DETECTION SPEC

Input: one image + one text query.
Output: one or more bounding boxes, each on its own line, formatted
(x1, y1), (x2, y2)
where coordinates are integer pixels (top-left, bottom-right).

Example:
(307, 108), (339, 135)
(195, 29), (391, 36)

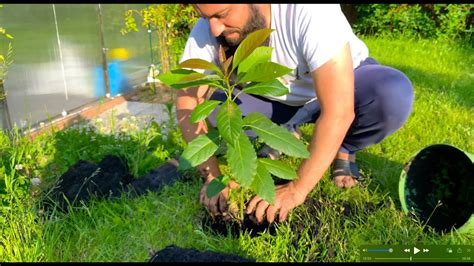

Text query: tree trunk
(157, 27), (170, 74)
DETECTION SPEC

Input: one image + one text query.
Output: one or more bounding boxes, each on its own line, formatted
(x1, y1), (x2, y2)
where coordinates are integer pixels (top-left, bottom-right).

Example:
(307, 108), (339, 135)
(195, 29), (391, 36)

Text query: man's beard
(217, 4), (268, 58)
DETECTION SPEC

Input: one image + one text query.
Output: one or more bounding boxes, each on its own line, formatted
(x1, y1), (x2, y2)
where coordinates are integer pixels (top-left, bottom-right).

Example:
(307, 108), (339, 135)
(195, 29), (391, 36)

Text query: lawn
(1, 36), (473, 262)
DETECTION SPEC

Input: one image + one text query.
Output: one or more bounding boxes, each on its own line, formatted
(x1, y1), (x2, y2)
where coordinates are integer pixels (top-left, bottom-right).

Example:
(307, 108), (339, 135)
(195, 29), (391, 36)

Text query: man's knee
(375, 67), (414, 134)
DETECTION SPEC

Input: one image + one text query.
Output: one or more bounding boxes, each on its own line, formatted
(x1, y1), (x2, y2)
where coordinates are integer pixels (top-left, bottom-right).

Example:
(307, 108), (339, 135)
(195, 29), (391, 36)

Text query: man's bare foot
(332, 152), (359, 188)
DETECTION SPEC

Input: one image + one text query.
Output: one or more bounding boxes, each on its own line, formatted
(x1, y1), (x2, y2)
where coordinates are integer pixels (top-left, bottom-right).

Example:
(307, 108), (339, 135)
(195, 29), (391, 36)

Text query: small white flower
(15, 164), (23, 170)
(39, 122), (45, 128)
(96, 118), (103, 123)
(31, 178), (41, 186)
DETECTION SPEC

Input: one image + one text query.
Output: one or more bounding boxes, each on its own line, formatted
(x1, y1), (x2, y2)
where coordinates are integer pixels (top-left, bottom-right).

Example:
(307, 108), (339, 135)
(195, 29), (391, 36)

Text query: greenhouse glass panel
(99, 4), (149, 98)
(0, 4), (150, 130)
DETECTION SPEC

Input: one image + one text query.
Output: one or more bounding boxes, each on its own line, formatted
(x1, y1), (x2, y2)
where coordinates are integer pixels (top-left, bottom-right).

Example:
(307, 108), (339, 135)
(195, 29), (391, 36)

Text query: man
(176, 4), (414, 224)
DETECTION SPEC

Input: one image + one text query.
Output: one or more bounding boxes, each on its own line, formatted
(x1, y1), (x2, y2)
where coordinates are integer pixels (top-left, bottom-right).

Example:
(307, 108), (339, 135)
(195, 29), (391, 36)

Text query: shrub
(352, 4), (473, 42)
(121, 4), (199, 73)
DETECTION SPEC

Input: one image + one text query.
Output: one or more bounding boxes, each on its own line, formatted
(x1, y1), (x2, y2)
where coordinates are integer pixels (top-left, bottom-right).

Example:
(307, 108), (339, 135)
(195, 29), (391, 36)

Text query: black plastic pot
(399, 144), (474, 233)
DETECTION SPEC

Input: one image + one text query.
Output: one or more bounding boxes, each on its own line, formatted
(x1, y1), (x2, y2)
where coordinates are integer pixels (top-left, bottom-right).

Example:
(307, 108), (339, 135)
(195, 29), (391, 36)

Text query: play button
(414, 247), (420, 254)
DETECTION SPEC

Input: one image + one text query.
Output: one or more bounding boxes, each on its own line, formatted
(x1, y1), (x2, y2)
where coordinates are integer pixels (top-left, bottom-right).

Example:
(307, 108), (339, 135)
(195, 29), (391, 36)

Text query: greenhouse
(0, 4), (154, 130)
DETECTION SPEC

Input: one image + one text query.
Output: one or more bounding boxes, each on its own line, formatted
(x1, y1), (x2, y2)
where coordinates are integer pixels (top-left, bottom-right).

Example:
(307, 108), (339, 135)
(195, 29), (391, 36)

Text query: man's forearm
(177, 108), (208, 142)
(176, 89), (222, 180)
(293, 112), (354, 196)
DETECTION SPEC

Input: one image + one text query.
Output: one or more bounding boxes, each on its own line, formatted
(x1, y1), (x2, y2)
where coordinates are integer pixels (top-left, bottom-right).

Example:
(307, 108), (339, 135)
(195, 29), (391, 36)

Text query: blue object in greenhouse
(94, 60), (131, 97)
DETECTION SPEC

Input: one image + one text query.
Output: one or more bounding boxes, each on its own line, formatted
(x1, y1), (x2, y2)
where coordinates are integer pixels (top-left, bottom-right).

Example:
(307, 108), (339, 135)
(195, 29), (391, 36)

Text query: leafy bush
(352, 4), (473, 42)
(0, 4), (14, 101)
(121, 4), (199, 73)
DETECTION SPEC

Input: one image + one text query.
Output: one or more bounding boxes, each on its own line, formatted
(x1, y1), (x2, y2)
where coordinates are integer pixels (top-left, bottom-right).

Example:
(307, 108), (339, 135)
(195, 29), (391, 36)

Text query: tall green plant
(121, 4), (198, 73)
(0, 4), (14, 101)
(157, 29), (310, 209)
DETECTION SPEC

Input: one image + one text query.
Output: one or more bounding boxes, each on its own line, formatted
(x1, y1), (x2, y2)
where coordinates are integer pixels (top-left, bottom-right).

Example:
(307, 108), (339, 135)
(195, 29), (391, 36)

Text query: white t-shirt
(180, 4), (369, 106)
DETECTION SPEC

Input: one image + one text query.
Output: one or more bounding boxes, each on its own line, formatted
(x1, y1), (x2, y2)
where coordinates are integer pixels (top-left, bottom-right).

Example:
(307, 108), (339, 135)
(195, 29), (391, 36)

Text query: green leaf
(239, 62), (293, 83)
(237, 46), (273, 75)
(206, 177), (226, 198)
(157, 69), (197, 85)
(180, 72), (208, 82)
(157, 69), (221, 90)
(243, 112), (309, 158)
(232, 28), (274, 72)
(190, 100), (221, 124)
(179, 58), (223, 76)
(227, 132), (257, 188)
(251, 161), (275, 204)
(5, 33), (13, 39)
(216, 100), (243, 144)
(172, 78), (221, 90)
(259, 158), (297, 180)
(179, 133), (219, 169)
(178, 156), (193, 171)
(241, 79), (289, 97)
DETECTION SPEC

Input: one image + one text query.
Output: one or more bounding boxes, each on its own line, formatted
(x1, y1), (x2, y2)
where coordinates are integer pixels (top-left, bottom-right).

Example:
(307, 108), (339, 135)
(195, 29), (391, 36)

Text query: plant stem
(239, 189), (244, 222)
(225, 78), (233, 99)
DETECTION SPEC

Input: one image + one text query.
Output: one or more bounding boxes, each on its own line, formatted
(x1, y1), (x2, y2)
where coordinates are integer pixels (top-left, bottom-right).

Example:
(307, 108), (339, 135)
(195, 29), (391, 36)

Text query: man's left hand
(245, 181), (307, 224)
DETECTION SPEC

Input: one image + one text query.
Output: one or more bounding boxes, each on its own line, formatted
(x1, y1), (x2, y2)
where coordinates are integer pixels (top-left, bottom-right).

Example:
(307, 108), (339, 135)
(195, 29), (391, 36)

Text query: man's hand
(199, 178), (240, 217)
(200, 178), (230, 216)
(245, 181), (307, 224)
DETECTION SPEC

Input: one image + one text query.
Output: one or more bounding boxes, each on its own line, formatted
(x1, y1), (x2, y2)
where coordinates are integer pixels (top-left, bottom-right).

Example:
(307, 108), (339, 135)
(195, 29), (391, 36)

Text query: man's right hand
(200, 178), (230, 216)
(199, 178), (240, 216)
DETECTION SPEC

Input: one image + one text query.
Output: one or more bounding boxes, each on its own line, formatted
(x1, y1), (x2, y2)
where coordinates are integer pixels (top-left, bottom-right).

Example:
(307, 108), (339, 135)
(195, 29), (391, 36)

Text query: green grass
(1, 36), (473, 262)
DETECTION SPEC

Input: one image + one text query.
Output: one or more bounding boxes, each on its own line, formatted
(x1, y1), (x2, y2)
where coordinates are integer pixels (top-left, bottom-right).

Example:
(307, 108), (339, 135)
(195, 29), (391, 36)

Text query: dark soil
(202, 212), (277, 238)
(124, 158), (183, 197)
(46, 155), (132, 211)
(201, 179), (288, 238)
(45, 155), (185, 212)
(404, 144), (474, 232)
(149, 245), (255, 262)
(200, 193), (381, 245)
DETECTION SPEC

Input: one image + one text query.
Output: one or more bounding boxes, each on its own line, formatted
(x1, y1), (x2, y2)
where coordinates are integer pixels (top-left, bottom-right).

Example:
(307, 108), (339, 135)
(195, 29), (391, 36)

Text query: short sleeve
(179, 18), (220, 74)
(298, 4), (354, 72)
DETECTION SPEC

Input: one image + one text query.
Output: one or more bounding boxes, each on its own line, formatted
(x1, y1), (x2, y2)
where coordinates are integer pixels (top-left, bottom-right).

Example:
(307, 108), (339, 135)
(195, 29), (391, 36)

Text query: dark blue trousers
(208, 57), (414, 154)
